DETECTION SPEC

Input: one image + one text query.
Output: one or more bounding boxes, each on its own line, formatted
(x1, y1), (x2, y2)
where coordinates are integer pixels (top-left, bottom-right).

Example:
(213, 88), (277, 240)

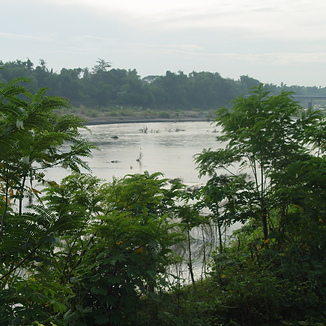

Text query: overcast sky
(1, 0), (326, 86)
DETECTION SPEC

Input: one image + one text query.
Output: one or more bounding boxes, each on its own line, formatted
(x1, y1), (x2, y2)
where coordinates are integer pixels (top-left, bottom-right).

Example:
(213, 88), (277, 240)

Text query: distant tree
(239, 75), (260, 89)
(117, 69), (150, 106)
(92, 58), (111, 74)
(2, 58), (326, 111)
(25, 57), (34, 70)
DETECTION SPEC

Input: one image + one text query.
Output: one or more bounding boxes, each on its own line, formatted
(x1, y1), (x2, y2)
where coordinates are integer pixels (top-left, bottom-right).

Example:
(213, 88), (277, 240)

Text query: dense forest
(0, 64), (325, 325)
(1, 58), (325, 112)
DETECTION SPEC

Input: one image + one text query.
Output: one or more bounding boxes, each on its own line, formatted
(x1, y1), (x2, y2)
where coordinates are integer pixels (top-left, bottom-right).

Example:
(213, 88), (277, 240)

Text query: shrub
(159, 111), (171, 119)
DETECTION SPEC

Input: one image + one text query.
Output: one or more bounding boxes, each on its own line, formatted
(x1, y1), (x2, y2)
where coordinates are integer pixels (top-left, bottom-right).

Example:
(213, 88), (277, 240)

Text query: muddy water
(47, 120), (222, 184)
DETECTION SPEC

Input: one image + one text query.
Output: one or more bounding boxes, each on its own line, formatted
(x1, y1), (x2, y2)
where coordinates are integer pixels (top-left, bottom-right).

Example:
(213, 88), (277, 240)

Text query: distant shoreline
(84, 116), (213, 125)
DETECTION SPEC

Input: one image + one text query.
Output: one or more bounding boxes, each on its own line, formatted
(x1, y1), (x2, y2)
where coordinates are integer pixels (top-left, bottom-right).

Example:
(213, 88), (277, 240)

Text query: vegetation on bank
(0, 75), (325, 325)
(1, 59), (326, 119)
(59, 106), (215, 125)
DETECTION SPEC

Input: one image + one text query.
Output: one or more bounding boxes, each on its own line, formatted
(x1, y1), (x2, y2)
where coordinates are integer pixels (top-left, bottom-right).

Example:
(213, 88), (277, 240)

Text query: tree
(92, 58), (111, 74)
(194, 85), (326, 324)
(0, 77), (95, 217)
(196, 85), (325, 240)
(42, 172), (185, 325)
(0, 77), (95, 324)
(198, 174), (254, 254)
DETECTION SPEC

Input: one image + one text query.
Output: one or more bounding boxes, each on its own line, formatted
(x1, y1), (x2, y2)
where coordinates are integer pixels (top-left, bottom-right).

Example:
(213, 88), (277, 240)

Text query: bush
(208, 249), (326, 325)
(159, 111), (171, 119)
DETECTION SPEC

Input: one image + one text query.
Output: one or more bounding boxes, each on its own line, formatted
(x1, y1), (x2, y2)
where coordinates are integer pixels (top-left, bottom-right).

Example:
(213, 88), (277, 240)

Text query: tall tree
(0, 77), (94, 216)
(196, 85), (325, 240)
(0, 77), (95, 323)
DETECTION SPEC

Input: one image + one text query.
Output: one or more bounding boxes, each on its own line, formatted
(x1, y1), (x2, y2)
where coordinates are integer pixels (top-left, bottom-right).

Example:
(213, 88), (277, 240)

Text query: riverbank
(84, 115), (213, 125)
(73, 110), (218, 125)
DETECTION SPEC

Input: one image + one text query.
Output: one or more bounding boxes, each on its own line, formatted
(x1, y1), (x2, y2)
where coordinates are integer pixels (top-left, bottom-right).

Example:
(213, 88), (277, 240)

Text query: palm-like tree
(0, 77), (95, 217)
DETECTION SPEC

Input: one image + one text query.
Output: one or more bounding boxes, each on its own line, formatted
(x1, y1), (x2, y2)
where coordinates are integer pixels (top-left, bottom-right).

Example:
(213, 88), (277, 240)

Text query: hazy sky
(2, 0), (326, 86)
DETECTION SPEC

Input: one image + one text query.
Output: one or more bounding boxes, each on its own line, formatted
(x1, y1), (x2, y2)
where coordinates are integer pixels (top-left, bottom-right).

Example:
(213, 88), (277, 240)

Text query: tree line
(1, 58), (325, 111)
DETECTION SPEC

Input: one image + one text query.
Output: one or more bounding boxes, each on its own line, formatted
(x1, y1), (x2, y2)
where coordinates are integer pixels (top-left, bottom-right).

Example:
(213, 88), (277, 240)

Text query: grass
(57, 106), (216, 124)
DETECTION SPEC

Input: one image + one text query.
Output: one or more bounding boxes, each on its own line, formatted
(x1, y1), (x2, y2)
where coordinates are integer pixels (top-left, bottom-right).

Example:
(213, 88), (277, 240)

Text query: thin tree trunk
(0, 175), (10, 238)
(260, 162), (269, 240)
(261, 200), (269, 240)
(187, 229), (196, 287)
(19, 174), (27, 216)
(217, 218), (223, 254)
(201, 226), (206, 278)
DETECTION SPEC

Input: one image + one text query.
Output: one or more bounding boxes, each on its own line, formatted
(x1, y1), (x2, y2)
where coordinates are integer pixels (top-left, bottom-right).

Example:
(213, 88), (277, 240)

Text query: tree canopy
(195, 85), (326, 324)
(1, 59), (325, 111)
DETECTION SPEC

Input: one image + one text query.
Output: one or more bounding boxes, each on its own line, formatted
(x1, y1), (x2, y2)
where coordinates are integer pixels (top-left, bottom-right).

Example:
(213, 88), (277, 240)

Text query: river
(47, 120), (221, 185)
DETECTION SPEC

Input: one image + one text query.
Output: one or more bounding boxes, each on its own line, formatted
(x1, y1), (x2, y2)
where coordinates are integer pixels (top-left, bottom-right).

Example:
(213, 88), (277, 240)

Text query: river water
(47, 120), (221, 185)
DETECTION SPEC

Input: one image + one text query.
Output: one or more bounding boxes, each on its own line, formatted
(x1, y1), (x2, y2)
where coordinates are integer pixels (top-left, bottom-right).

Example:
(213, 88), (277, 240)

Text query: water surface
(47, 121), (221, 185)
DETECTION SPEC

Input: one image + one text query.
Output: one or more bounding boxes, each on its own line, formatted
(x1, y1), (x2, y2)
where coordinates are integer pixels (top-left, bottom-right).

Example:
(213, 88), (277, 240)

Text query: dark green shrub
(159, 111), (171, 119)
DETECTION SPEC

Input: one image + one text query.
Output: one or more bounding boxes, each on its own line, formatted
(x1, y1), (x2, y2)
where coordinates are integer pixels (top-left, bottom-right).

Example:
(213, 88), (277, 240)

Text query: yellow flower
(135, 247), (144, 253)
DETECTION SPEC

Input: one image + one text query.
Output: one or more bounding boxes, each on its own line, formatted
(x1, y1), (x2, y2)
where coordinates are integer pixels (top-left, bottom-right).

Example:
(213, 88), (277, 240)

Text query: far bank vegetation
(1, 59), (326, 123)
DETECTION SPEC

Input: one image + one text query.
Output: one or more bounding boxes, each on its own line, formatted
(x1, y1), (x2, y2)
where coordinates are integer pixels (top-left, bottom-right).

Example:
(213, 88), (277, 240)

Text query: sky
(1, 0), (326, 87)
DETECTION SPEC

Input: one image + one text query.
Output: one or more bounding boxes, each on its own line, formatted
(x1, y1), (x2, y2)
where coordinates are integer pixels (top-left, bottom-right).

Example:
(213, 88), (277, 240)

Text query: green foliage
(0, 75), (191, 325)
(0, 168), (188, 325)
(196, 85), (325, 239)
(1, 75), (326, 325)
(0, 78), (95, 325)
(158, 111), (171, 119)
(63, 214), (181, 325)
(0, 59), (299, 112)
(191, 85), (326, 325)
(2, 59), (326, 113)
(36, 171), (185, 325)
(0, 77), (95, 215)
(205, 245), (326, 325)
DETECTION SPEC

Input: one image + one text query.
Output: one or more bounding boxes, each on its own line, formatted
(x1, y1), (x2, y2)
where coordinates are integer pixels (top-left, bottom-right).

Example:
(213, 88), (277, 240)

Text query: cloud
(35, 0), (326, 42)
(261, 52), (326, 65)
(0, 32), (54, 42)
(194, 51), (326, 69)
(142, 43), (202, 54)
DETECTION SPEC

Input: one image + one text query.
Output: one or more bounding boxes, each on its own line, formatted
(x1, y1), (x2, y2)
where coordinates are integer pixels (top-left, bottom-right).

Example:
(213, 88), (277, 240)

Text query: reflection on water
(46, 121), (221, 185)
